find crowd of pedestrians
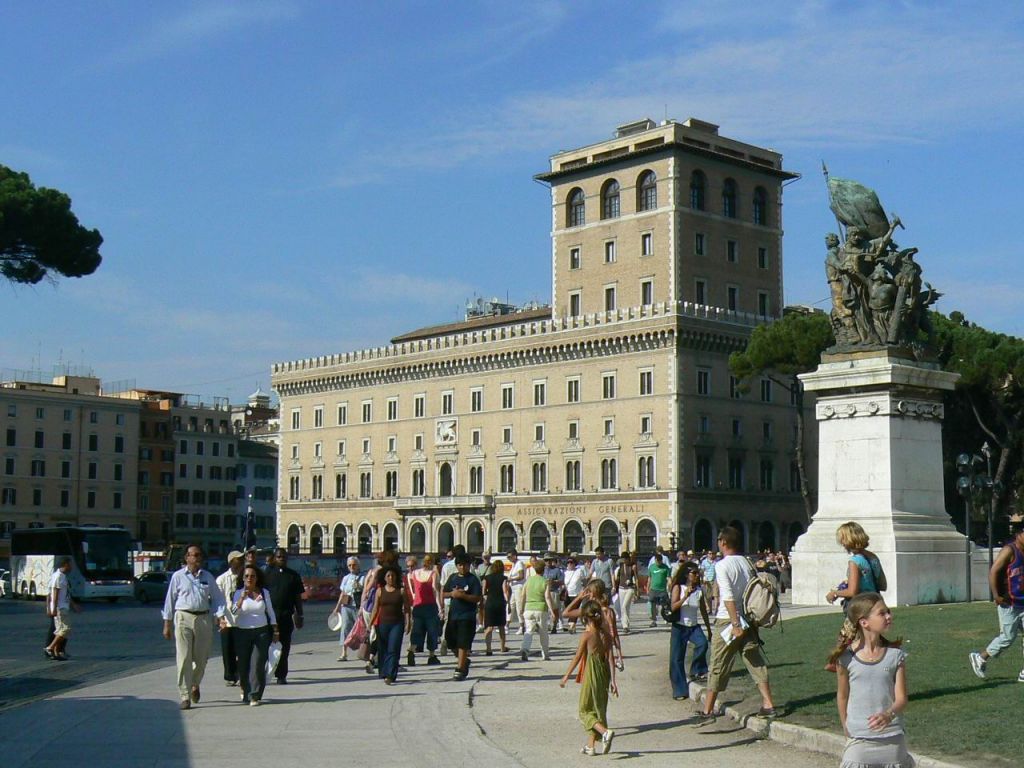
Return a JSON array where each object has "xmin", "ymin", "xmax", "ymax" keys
[{"xmin": 151, "ymin": 522, "xmax": 976, "ymax": 768}]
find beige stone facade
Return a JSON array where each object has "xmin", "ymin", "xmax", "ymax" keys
[
  {"xmin": 271, "ymin": 118, "xmax": 812, "ymax": 559},
  {"xmin": 0, "ymin": 374, "xmax": 140, "ymax": 558}
]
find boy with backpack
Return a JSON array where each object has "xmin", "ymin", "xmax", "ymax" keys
[{"xmin": 694, "ymin": 526, "xmax": 778, "ymax": 726}]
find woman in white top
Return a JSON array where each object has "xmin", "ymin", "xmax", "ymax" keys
[
  {"xmin": 225, "ymin": 566, "xmax": 279, "ymax": 705},
  {"xmin": 668, "ymin": 562, "xmax": 710, "ymax": 700}
]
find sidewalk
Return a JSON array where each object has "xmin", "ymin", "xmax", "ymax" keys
[{"xmin": 0, "ymin": 601, "xmax": 965, "ymax": 768}]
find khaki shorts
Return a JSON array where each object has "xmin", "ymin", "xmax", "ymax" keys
[
  {"xmin": 53, "ymin": 609, "xmax": 71, "ymax": 638},
  {"xmin": 707, "ymin": 618, "xmax": 768, "ymax": 693}
]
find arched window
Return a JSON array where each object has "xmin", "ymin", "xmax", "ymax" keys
[
  {"xmin": 690, "ymin": 170, "xmax": 706, "ymax": 210},
  {"xmin": 637, "ymin": 456, "xmax": 655, "ymax": 488},
  {"xmin": 601, "ymin": 179, "xmax": 620, "ymax": 220},
  {"xmin": 722, "ymin": 178, "xmax": 737, "ymax": 219},
  {"xmin": 439, "ymin": 462, "xmax": 453, "ymax": 496},
  {"xmin": 498, "ymin": 521, "xmax": 517, "ymax": 553},
  {"xmin": 532, "ymin": 461, "xmax": 547, "ymax": 492},
  {"xmin": 787, "ymin": 521, "xmax": 805, "ymax": 552},
  {"xmin": 601, "ymin": 458, "xmax": 618, "ymax": 489},
  {"xmin": 332, "ymin": 523, "xmax": 347, "ymax": 555},
  {"xmin": 693, "ymin": 519, "xmax": 714, "ymax": 552},
  {"xmin": 598, "ymin": 519, "xmax": 620, "ymax": 554},
  {"xmin": 565, "ymin": 460, "xmax": 581, "ymax": 491},
  {"xmin": 753, "ymin": 186, "xmax": 768, "ymax": 226},
  {"xmin": 309, "ymin": 524, "xmax": 323, "ymax": 555},
  {"xmin": 409, "ymin": 522, "xmax": 426, "ymax": 553},
  {"xmin": 287, "ymin": 524, "xmax": 300, "ymax": 554},
  {"xmin": 637, "ymin": 171, "xmax": 657, "ymax": 211},
  {"xmin": 466, "ymin": 522, "xmax": 485, "ymax": 553},
  {"xmin": 635, "ymin": 519, "xmax": 657, "ymax": 558},
  {"xmin": 563, "ymin": 520, "xmax": 585, "ymax": 554},
  {"xmin": 757, "ymin": 521, "xmax": 776, "ymax": 552},
  {"xmin": 567, "ymin": 188, "xmax": 585, "ymax": 227},
  {"xmin": 335, "ymin": 472, "xmax": 346, "ymax": 499},
  {"xmin": 437, "ymin": 521, "xmax": 455, "ymax": 553},
  {"xmin": 383, "ymin": 522, "xmax": 399, "ymax": 552},
  {"xmin": 529, "ymin": 520, "xmax": 550, "ymax": 552},
  {"xmin": 357, "ymin": 523, "xmax": 373, "ymax": 554}
]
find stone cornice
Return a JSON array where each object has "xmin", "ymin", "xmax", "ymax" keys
[{"xmin": 273, "ymin": 302, "xmax": 759, "ymax": 398}]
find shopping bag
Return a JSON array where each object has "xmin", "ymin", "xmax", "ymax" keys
[
  {"xmin": 344, "ymin": 613, "xmax": 368, "ymax": 650},
  {"xmin": 265, "ymin": 640, "xmax": 283, "ymax": 676}
]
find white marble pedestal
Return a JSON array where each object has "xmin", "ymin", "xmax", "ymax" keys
[{"xmin": 790, "ymin": 351, "xmax": 976, "ymax": 606}]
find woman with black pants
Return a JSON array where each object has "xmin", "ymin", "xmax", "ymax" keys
[
  {"xmin": 369, "ymin": 565, "xmax": 410, "ymax": 684},
  {"xmin": 226, "ymin": 566, "xmax": 279, "ymax": 705}
]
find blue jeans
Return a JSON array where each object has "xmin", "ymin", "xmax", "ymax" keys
[
  {"xmin": 985, "ymin": 604, "xmax": 1024, "ymax": 658},
  {"xmin": 377, "ymin": 622, "xmax": 404, "ymax": 680},
  {"xmin": 670, "ymin": 623, "xmax": 709, "ymax": 698},
  {"xmin": 410, "ymin": 605, "xmax": 440, "ymax": 653}
]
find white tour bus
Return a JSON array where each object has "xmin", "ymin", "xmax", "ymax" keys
[{"xmin": 11, "ymin": 526, "xmax": 134, "ymax": 601}]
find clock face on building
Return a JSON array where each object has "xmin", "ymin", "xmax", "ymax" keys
[{"xmin": 435, "ymin": 418, "xmax": 457, "ymax": 445}]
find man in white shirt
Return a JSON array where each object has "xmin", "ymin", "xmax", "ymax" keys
[
  {"xmin": 162, "ymin": 544, "xmax": 227, "ymax": 710},
  {"xmin": 216, "ymin": 550, "xmax": 245, "ymax": 686},
  {"xmin": 44, "ymin": 557, "xmax": 78, "ymax": 660},
  {"xmin": 695, "ymin": 526, "xmax": 776, "ymax": 726},
  {"xmin": 506, "ymin": 549, "xmax": 526, "ymax": 633}
]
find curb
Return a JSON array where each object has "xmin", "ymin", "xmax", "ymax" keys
[{"xmin": 688, "ymin": 681, "xmax": 967, "ymax": 768}]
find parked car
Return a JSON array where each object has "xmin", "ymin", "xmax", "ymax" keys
[{"xmin": 134, "ymin": 571, "xmax": 172, "ymax": 604}]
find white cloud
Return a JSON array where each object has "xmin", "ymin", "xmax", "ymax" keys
[
  {"xmin": 102, "ymin": 1, "xmax": 298, "ymax": 67},
  {"xmin": 326, "ymin": 2, "xmax": 1024, "ymax": 184}
]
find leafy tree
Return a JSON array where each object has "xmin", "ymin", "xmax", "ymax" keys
[
  {"xmin": 0, "ymin": 164, "xmax": 102, "ymax": 285},
  {"xmin": 932, "ymin": 311, "xmax": 1024, "ymax": 529},
  {"xmin": 729, "ymin": 310, "xmax": 833, "ymax": 522}
]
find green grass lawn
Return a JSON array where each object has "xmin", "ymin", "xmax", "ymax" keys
[{"xmin": 720, "ymin": 603, "xmax": 1022, "ymax": 767}]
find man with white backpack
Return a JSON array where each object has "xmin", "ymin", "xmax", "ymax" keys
[{"xmin": 694, "ymin": 526, "xmax": 777, "ymax": 726}]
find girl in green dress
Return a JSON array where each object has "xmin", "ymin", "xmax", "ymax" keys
[{"xmin": 560, "ymin": 601, "xmax": 619, "ymax": 754}]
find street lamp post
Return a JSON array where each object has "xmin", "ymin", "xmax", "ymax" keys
[{"xmin": 957, "ymin": 452, "xmax": 995, "ymax": 602}]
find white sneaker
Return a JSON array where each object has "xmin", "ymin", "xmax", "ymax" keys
[
  {"xmin": 969, "ymin": 652, "xmax": 987, "ymax": 679},
  {"xmin": 601, "ymin": 729, "xmax": 615, "ymax": 754}
]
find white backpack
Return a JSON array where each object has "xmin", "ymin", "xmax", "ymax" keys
[{"xmin": 741, "ymin": 561, "xmax": 781, "ymax": 630}]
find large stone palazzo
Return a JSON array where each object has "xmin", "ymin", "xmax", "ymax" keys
[{"xmin": 791, "ymin": 351, "xmax": 968, "ymax": 605}]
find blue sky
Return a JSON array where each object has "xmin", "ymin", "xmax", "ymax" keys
[{"xmin": 2, "ymin": 1, "xmax": 1022, "ymax": 403}]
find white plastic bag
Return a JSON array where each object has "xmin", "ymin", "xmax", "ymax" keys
[{"xmin": 265, "ymin": 640, "xmax": 283, "ymax": 676}]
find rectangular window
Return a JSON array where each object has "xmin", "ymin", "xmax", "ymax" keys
[
  {"xmin": 602, "ymin": 373, "xmax": 616, "ymax": 399},
  {"xmin": 760, "ymin": 459, "xmax": 774, "ymax": 491},
  {"xmin": 337, "ymin": 439, "xmax": 347, "ymax": 456},
  {"xmin": 314, "ymin": 441, "xmax": 323, "ymax": 458},
  {"xmin": 290, "ymin": 444, "xmax": 299, "ymax": 460},
  {"xmin": 88, "ymin": 434, "xmax": 98, "ymax": 451},
  {"xmin": 501, "ymin": 384, "xmax": 514, "ymax": 410},
  {"xmin": 414, "ymin": 434, "xmax": 423, "ymax": 451},
  {"xmin": 414, "ymin": 394, "xmax": 425, "ymax": 418},
  {"xmin": 113, "ymin": 491, "xmax": 123, "ymax": 510},
  {"xmin": 727, "ymin": 285, "xmax": 738, "ymax": 312},
  {"xmin": 758, "ymin": 247, "xmax": 769, "ymax": 269},
  {"xmin": 762, "ymin": 421, "xmax": 773, "ymax": 443},
  {"xmin": 569, "ymin": 247, "xmax": 581, "ymax": 270},
  {"xmin": 568, "ymin": 291, "xmax": 581, "ymax": 317},
  {"xmin": 89, "ymin": 411, "xmax": 98, "ymax": 424},
  {"xmin": 114, "ymin": 436, "xmax": 124, "ymax": 453},
  {"xmin": 534, "ymin": 423, "xmax": 545, "ymax": 442},
  {"xmin": 195, "ymin": 440, "xmax": 204, "ymax": 456},
  {"xmin": 728, "ymin": 456, "xmax": 744, "ymax": 489},
  {"xmin": 640, "ymin": 414, "xmax": 652, "ymax": 434},
  {"xmin": 63, "ymin": 408, "xmax": 72, "ymax": 421},
  {"xmin": 695, "ymin": 232, "xmax": 705, "ymax": 256},
  {"xmin": 760, "ymin": 379, "xmax": 773, "ymax": 403},
  {"xmin": 60, "ymin": 489, "xmax": 70, "ymax": 508},
  {"xmin": 6, "ymin": 404, "xmax": 15, "ymax": 417},
  {"xmin": 61, "ymin": 460, "xmax": 71, "ymax": 478},
  {"xmin": 604, "ymin": 240, "xmax": 616, "ymax": 263},
  {"xmin": 87, "ymin": 490, "xmax": 96, "ymax": 509},
  {"xmin": 5, "ymin": 428, "xmax": 14, "ymax": 447},
  {"xmin": 697, "ymin": 368, "xmax": 710, "ymax": 396},
  {"xmin": 178, "ymin": 463, "xmax": 187, "ymax": 479},
  {"xmin": 566, "ymin": 377, "xmax": 580, "ymax": 403},
  {"xmin": 727, "ymin": 240, "xmax": 738, "ymax": 263},
  {"xmin": 441, "ymin": 392, "xmax": 453, "ymax": 416},
  {"xmin": 34, "ymin": 431, "xmax": 44, "ymax": 449},
  {"xmin": 731, "ymin": 418, "xmax": 742, "ymax": 437},
  {"xmin": 62, "ymin": 432, "xmax": 72, "ymax": 449},
  {"xmin": 640, "ymin": 279, "xmax": 654, "ymax": 308},
  {"xmin": 695, "ymin": 453, "xmax": 711, "ymax": 488},
  {"xmin": 502, "ymin": 426, "xmax": 512, "ymax": 444},
  {"xmin": 639, "ymin": 369, "xmax": 653, "ymax": 396},
  {"xmin": 290, "ymin": 409, "xmax": 300, "ymax": 430},
  {"xmin": 387, "ymin": 436, "xmax": 396, "ymax": 453},
  {"xmin": 533, "ymin": 381, "xmax": 546, "ymax": 407},
  {"xmin": 35, "ymin": 407, "xmax": 44, "ymax": 419},
  {"xmin": 641, "ymin": 232, "xmax": 653, "ymax": 256},
  {"xmin": 195, "ymin": 465, "xmax": 204, "ymax": 480},
  {"xmin": 603, "ymin": 418, "xmax": 614, "ymax": 437},
  {"xmin": 730, "ymin": 376, "xmax": 742, "ymax": 399},
  {"xmin": 471, "ymin": 428, "xmax": 481, "ymax": 447},
  {"xmin": 695, "ymin": 279, "xmax": 706, "ymax": 305},
  {"xmin": 568, "ymin": 420, "xmax": 579, "ymax": 439},
  {"xmin": 758, "ymin": 291, "xmax": 770, "ymax": 318},
  {"xmin": 604, "ymin": 286, "xmax": 616, "ymax": 312},
  {"xmin": 470, "ymin": 388, "xmax": 483, "ymax": 413},
  {"xmin": 179, "ymin": 439, "xmax": 188, "ymax": 455},
  {"xmin": 31, "ymin": 459, "xmax": 46, "ymax": 477},
  {"xmin": 388, "ymin": 398, "xmax": 399, "ymax": 421},
  {"xmin": 212, "ymin": 442, "xmax": 219, "ymax": 457},
  {"xmin": 116, "ymin": 413, "xmax": 125, "ymax": 426},
  {"xmin": 314, "ymin": 406, "xmax": 324, "ymax": 428},
  {"xmin": 337, "ymin": 403, "xmax": 348, "ymax": 425},
  {"xmin": 32, "ymin": 488, "xmax": 41, "ymax": 507},
  {"xmin": 698, "ymin": 415, "xmax": 710, "ymax": 434},
  {"xmin": 114, "ymin": 463, "xmax": 123, "ymax": 481},
  {"xmin": 361, "ymin": 438, "xmax": 370, "ymax": 454},
  {"xmin": 361, "ymin": 401, "xmax": 372, "ymax": 423},
  {"xmin": 6, "ymin": 457, "xmax": 17, "ymax": 474}
]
